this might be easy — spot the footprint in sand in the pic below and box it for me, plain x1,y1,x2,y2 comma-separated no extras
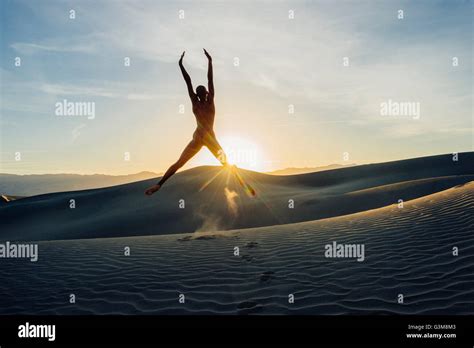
177,235,218,242
259,271,275,282
194,235,217,240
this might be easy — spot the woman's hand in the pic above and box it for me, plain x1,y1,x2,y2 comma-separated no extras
203,48,212,61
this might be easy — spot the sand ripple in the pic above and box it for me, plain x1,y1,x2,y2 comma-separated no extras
0,183,472,314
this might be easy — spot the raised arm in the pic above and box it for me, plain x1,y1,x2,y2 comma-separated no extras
179,51,196,101
204,49,214,98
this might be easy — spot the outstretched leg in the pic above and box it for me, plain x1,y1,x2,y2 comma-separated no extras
206,135,256,196
145,140,202,195
205,135,228,166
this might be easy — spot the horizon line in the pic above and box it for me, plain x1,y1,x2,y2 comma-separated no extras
1,151,472,176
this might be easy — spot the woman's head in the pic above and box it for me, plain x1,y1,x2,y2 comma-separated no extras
196,85,208,101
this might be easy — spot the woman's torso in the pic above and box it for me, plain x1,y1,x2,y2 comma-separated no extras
193,99,215,134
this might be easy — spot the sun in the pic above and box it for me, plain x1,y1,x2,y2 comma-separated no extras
190,135,265,172
219,136,265,171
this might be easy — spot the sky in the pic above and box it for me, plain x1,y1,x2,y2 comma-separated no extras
0,0,472,175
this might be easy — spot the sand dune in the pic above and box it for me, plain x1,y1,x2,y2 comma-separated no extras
266,163,356,175
0,171,161,197
0,152,473,241
0,195,24,205
0,179,472,315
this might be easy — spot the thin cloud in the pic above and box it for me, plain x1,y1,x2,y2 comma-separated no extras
40,84,120,98
11,42,96,55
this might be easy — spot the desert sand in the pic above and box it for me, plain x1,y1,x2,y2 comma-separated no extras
1,152,473,241
0,152,472,314
0,171,160,197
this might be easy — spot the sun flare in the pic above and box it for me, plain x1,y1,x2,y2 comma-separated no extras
191,135,265,172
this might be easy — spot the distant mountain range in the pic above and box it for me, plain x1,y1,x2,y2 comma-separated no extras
266,164,357,175
0,171,161,197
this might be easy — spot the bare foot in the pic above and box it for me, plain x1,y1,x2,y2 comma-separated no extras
145,184,161,196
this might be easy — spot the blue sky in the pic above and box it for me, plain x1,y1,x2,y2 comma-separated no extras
1,0,472,174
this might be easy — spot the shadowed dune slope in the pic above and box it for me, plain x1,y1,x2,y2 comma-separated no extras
0,181,472,314
0,152,473,241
